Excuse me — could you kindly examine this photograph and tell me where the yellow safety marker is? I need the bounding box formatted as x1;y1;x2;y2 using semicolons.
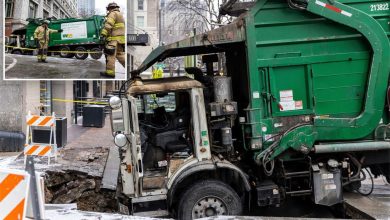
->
5;45;102;54
52;98;108;105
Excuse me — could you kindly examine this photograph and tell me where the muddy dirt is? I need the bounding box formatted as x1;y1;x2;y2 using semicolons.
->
44;169;118;212
43;146;119;212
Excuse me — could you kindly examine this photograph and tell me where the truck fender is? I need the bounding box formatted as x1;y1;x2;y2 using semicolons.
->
215;160;251;191
167;156;251;207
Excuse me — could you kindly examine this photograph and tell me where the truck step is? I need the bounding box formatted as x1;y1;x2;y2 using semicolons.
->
133;210;170;218
131;195;167;203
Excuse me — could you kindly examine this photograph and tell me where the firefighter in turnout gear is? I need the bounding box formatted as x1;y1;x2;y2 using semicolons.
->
100;2;125;78
34;20;63;62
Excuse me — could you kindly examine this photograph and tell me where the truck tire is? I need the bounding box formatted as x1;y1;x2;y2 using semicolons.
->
75;46;88;60
177;180;242;219
90;47;103;60
59;46;74;58
12;50;22;55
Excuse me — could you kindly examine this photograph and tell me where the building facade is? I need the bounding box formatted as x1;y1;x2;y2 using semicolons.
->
128;0;160;70
5;0;79;36
0;79;113;133
127;0;135;73
78;0;95;17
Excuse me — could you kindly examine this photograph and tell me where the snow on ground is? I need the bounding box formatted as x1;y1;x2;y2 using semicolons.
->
45;209;164;220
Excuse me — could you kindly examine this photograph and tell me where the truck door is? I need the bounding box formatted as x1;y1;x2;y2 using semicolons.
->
129;97;144;192
121;97;143;196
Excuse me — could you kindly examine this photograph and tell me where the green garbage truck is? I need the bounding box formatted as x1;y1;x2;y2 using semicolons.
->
107;0;390;218
7;16;105;60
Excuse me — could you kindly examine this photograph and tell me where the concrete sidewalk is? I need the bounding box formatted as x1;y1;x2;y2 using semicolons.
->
0;117;114;176
65;118;113;149
0;117;118;213
4;54;126;80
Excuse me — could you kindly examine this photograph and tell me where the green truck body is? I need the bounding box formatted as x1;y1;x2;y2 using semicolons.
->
25;16;104;48
135;0;390;160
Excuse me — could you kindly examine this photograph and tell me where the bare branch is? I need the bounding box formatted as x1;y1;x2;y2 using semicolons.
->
166;0;233;31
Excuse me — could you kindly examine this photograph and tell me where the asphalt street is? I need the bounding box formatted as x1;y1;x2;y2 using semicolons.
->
4;54;126;80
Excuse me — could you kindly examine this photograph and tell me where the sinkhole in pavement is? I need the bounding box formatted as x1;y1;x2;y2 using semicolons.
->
44;165;118;213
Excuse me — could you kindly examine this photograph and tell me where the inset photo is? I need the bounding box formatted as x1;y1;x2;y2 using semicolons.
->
4;0;126;80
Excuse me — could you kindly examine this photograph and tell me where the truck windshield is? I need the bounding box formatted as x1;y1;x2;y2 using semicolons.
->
134;90;192;170
7;37;17;46
136;93;176;114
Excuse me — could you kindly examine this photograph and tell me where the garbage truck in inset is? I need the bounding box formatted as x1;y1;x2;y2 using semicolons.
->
6;15;105;60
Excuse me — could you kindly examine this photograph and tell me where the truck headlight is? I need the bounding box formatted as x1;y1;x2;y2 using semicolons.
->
109;96;121;110
114;133;128;147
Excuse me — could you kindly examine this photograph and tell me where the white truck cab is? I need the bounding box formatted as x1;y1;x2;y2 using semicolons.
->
5;35;28;55
110;77;249;219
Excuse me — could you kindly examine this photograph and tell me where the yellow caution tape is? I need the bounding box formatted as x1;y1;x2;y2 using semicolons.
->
5;45;103;54
5;46;36;51
52;98;108;105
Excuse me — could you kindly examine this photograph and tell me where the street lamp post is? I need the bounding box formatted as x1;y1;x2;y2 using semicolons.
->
159;0;165;46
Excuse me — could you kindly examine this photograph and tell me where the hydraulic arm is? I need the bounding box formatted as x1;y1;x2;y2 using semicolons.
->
256;0;390;162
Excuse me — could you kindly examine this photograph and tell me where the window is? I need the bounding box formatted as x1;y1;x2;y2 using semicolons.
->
40;81;52;115
129;101;134;132
43;10;49;18
44;0;52;8
28;1;38;18
53;4;59;14
138;0;144;10
136;16;145;27
5;0;14;17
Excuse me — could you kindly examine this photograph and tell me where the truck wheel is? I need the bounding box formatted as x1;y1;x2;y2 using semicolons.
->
75;46;88;60
12;50;22;55
59;46;74;58
177;180;242;219
90;47;103;60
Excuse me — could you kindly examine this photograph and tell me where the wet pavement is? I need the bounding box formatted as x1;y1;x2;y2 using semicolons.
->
4;54;126;80
343;176;390;219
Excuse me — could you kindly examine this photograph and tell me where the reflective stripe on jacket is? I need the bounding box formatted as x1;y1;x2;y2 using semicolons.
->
101;8;125;43
34;26;58;42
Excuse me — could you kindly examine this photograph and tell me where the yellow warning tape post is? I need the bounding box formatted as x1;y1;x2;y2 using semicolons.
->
5;45;103;54
52;98;108;105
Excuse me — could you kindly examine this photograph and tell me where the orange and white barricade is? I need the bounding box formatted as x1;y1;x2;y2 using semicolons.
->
25;111;57;164
0;169;30;220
